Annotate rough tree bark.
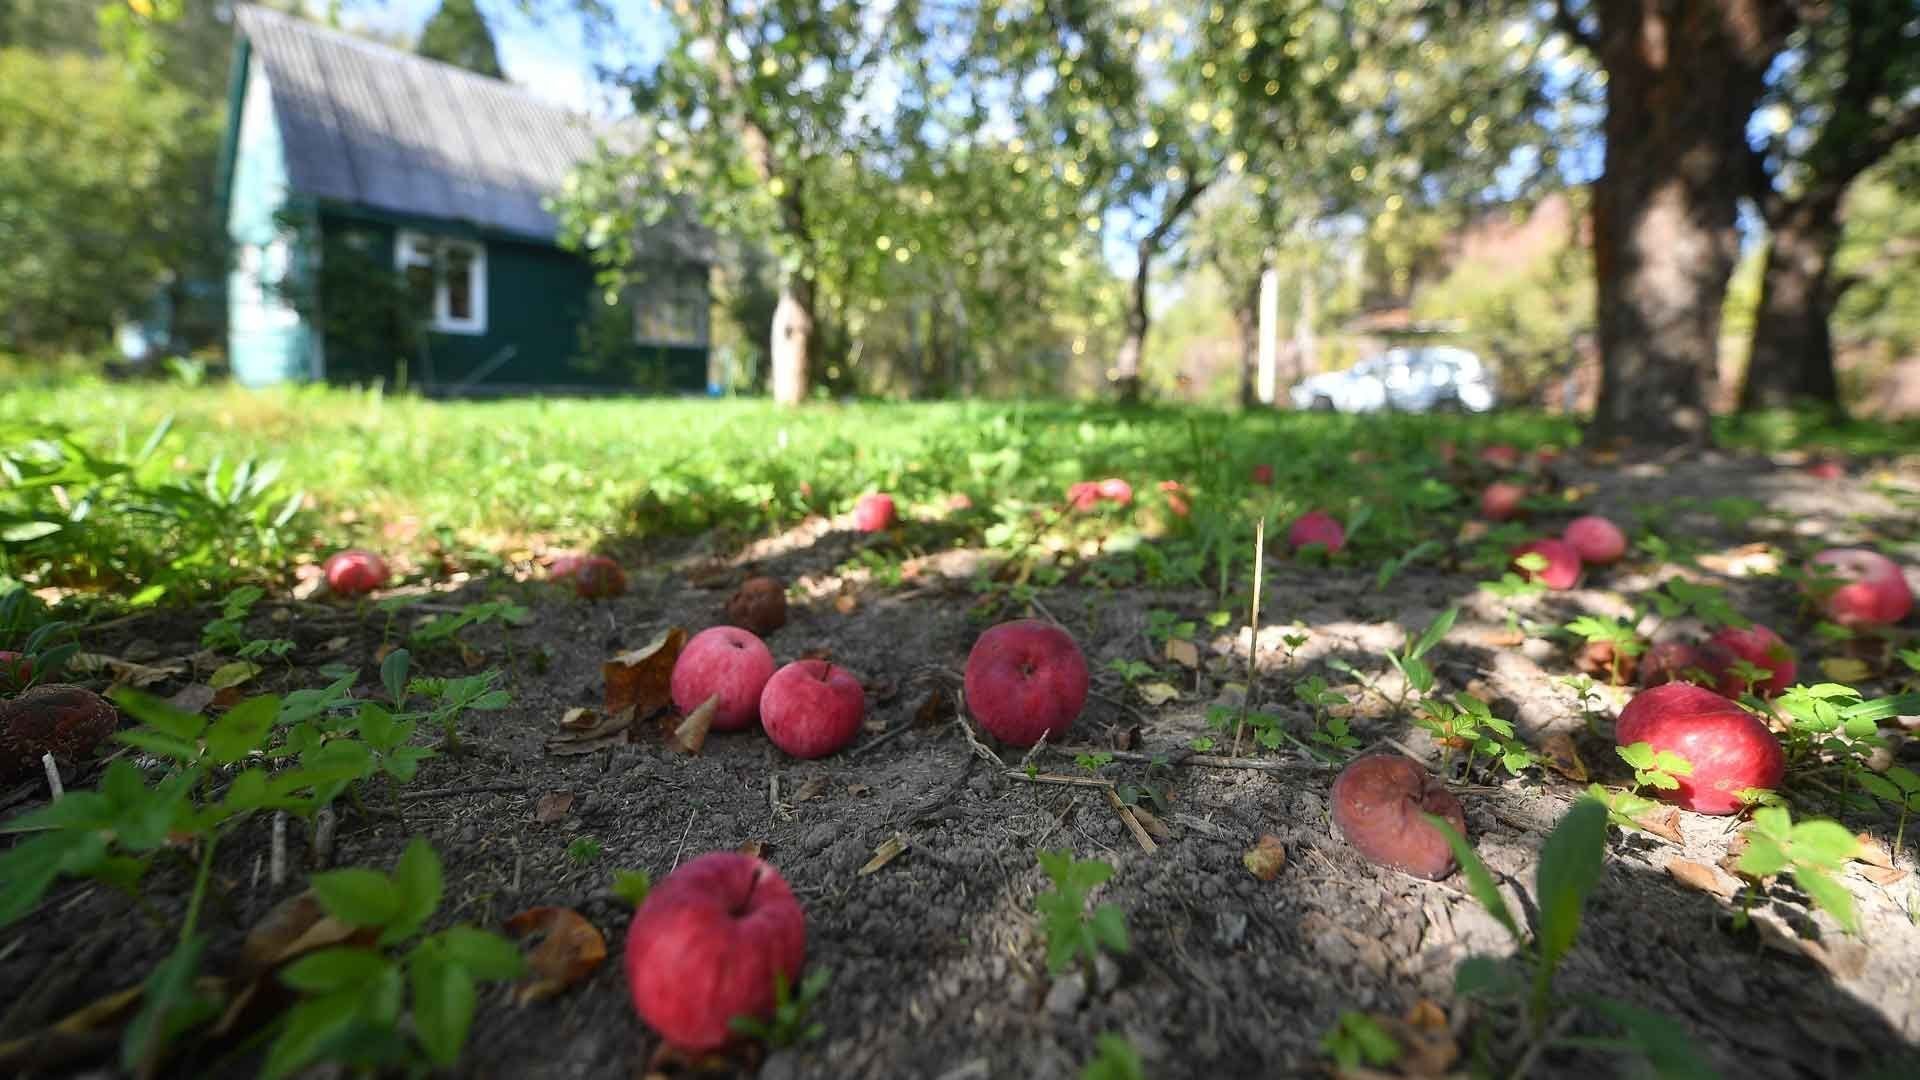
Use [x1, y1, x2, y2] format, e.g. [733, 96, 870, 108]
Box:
[1571, 1, 1795, 449]
[1111, 176, 1211, 404]
[770, 276, 815, 406]
[1739, 193, 1844, 412]
[1232, 279, 1261, 409]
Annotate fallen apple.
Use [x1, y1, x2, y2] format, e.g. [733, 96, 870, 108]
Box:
[759, 659, 866, 759]
[1511, 538, 1582, 590]
[1701, 624, 1796, 698]
[552, 554, 626, 598]
[724, 576, 788, 636]
[1615, 683, 1785, 814]
[1095, 478, 1133, 504]
[964, 619, 1089, 747]
[1561, 515, 1627, 566]
[1251, 463, 1275, 487]
[1157, 480, 1190, 517]
[1639, 641, 1708, 688]
[1066, 481, 1101, 511]
[1806, 548, 1912, 628]
[1330, 754, 1467, 880]
[852, 493, 896, 533]
[1480, 482, 1527, 522]
[670, 627, 777, 732]
[322, 549, 388, 596]
[1287, 510, 1346, 555]
[1804, 458, 1846, 481]
[624, 851, 807, 1052]
[0, 684, 118, 780]
[1478, 444, 1521, 469]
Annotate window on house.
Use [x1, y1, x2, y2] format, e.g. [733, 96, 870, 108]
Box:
[631, 269, 710, 347]
[395, 231, 486, 335]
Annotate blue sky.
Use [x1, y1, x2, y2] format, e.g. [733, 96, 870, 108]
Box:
[340, 0, 666, 114]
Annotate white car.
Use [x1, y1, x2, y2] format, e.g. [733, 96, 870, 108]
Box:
[1289, 346, 1497, 414]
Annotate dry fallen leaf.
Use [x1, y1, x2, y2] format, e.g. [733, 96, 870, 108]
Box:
[846, 783, 871, 798]
[373, 642, 399, 665]
[791, 776, 829, 803]
[545, 707, 635, 755]
[833, 593, 858, 615]
[1666, 859, 1735, 898]
[209, 661, 260, 691]
[503, 907, 607, 1005]
[1164, 638, 1200, 669]
[1854, 834, 1894, 869]
[535, 792, 575, 824]
[858, 834, 910, 876]
[1820, 657, 1874, 683]
[1633, 807, 1684, 844]
[71, 652, 181, 688]
[1697, 542, 1779, 577]
[1136, 682, 1179, 706]
[1858, 864, 1909, 886]
[669, 696, 717, 755]
[603, 626, 688, 717]
[913, 687, 951, 726]
[1130, 804, 1172, 842]
[737, 839, 765, 859]
[1242, 834, 1287, 881]
[216, 891, 369, 1038]
[1538, 733, 1588, 782]
[165, 683, 216, 716]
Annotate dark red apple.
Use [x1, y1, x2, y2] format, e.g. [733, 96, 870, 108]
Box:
[322, 549, 388, 596]
[1701, 624, 1796, 699]
[1251, 463, 1275, 486]
[1639, 641, 1708, 687]
[1288, 510, 1346, 554]
[0, 684, 118, 780]
[1562, 515, 1627, 566]
[1480, 482, 1527, 522]
[624, 851, 807, 1051]
[1511, 538, 1582, 590]
[724, 576, 788, 635]
[1615, 683, 1785, 814]
[1330, 754, 1467, 880]
[759, 659, 865, 759]
[1806, 548, 1912, 628]
[554, 554, 626, 598]
[0, 651, 33, 692]
[853, 493, 896, 533]
[963, 619, 1089, 747]
[1478, 444, 1521, 469]
[1805, 458, 1846, 480]
[670, 626, 777, 732]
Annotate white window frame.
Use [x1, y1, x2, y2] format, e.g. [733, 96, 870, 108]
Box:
[630, 268, 710, 349]
[395, 230, 487, 335]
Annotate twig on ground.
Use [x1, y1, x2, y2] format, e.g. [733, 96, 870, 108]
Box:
[1510, 1003, 1582, 1079]
[669, 809, 696, 872]
[39, 755, 61, 802]
[1042, 745, 1323, 773]
[269, 811, 287, 888]
[1103, 787, 1159, 854]
[848, 720, 916, 759]
[1026, 591, 1064, 627]
[1003, 771, 1113, 789]
[398, 780, 525, 801]
[769, 774, 779, 816]
[308, 806, 337, 870]
[952, 708, 1007, 768]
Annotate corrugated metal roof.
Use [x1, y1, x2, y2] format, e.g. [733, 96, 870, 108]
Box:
[235, 4, 688, 252]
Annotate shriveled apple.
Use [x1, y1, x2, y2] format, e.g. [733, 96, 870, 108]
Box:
[1330, 754, 1466, 880]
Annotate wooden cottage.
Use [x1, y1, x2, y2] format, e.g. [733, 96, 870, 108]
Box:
[217, 4, 710, 393]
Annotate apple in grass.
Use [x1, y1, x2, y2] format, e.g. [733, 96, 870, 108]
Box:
[852, 493, 896, 533]
[964, 619, 1089, 747]
[1251, 463, 1275, 487]
[1562, 515, 1627, 566]
[624, 851, 807, 1052]
[1615, 683, 1784, 814]
[759, 660, 865, 759]
[1701, 624, 1796, 699]
[1806, 548, 1912, 628]
[322, 549, 388, 596]
[1477, 444, 1521, 469]
[1287, 511, 1345, 554]
[670, 627, 776, 732]
[1511, 538, 1582, 590]
[1479, 482, 1527, 522]
[552, 553, 627, 598]
[1330, 754, 1467, 880]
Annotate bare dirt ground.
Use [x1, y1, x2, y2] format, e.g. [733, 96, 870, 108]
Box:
[6, 449, 1920, 1079]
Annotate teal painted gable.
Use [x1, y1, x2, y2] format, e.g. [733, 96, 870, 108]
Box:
[224, 49, 320, 388]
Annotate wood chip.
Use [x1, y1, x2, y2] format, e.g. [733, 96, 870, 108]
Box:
[858, 833, 910, 876]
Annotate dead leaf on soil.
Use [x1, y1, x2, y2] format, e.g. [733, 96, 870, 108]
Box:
[737, 839, 765, 859]
[846, 783, 871, 797]
[791, 776, 829, 802]
[603, 626, 688, 717]
[1858, 864, 1909, 886]
[1820, 657, 1874, 683]
[1854, 834, 1894, 869]
[545, 707, 635, 755]
[858, 833, 910, 876]
[1538, 733, 1588, 782]
[165, 684, 216, 716]
[912, 687, 951, 726]
[1242, 834, 1287, 881]
[1164, 638, 1200, 668]
[1636, 807, 1684, 844]
[503, 907, 607, 1006]
[317, 635, 350, 655]
[1136, 681, 1179, 706]
[458, 642, 488, 670]
[1130, 803, 1172, 842]
[1477, 627, 1526, 648]
[0, 983, 151, 1074]
[216, 891, 369, 1038]
[208, 660, 260, 691]
[535, 792, 575, 823]
[373, 642, 399, 665]
[833, 593, 858, 615]
[1666, 859, 1735, 899]
[1697, 542, 1779, 577]
[1393, 999, 1460, 1076]
[70, 652, 181, 688]
[668, 696, 717, 754]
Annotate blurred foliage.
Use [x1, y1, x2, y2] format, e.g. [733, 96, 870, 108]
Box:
[415, 0, 503, 78]
[1834, 145, 1920, 361]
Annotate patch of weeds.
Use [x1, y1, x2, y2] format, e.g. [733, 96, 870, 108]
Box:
[1296, 675, 1358, 756]
[1434, 798, 1717, 1077]
[611, 869, 653, 906]
[1321, 1011, 1401, 1071]
[1413, 694, 1537, 779]
[1034, 850, 1129, 977]
[1074, 751, 1115, 773]
[404, 598, 531, 655]
[1616, 742, 1693, 793]
[1081, 1033, 1147, 1080]
[1736, 806, 1863, 933]
[565, 836, 604, 866]
[1375, 539, 1444, 590]
[1641, 579, 1749, 632]
[731, 969, 831, 1048]
[1563, 616, 1644, 685]
[1105, 658, 1155, 686]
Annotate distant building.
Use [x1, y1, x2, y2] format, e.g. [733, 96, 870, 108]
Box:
[216, 4, 710, 393]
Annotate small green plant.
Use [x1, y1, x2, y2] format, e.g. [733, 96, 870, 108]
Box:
[1413, 694, 1536, 778]
[1642, 579, 1749, 632]
[1736, 806, 1863, 934]
[1564, 616, 1645, 685]
[1385, 606, 1458, 704]
[1081, 1033, 1148, 1080]
[1321, 1011, 1401, 1071]
[264, 838, 526, 1078]
[1616, 742, 1693, 793]
[1296, 675, 1358, 755]
[566, 836, 604, 865]
[612, 869, 653, 906]
[406, 598, 531, 652]
[1144, 609, 1196, 645]
[1034, 850, 1129, 976]
[1075, 751, 1115, 772]
[730, 968, 832, 1048]
[1585, 783, 1669, 836]
[1105, 657, 1154, 685]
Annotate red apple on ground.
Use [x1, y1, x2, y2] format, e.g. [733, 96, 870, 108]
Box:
[1288, 511, 1346, 554]
[1615, 683, 1785, 814]
[1066, 481, 1100, 511]
[1480, 482, 1527, 522]
[1639, 641, 1708, 687]
[0, 651, 33, 691]
[1095, 478, 1133, 505]
[1251, 463, 1275, 486]
[322, 549, 388, 596]
[1157, 480, 1190, 517]
[624, 851, 807, 1052]
[1511, 538, 1582, 590]
[759, 659, 866, 759]
[853, 493, 896, 533]
[1805, 458, 1846, 480]
[964, 619, 1089, 747]
[670, 627, 777, 732]
[1330, 754, 1467, 880]
[725, 576, 788, 635]
[1562, 515, 1628, 565]
[1701, 624, 1796, 698]
[1478, 444, 1521, 469]
[1807, 548, 1912, 628]
[551, 554, 626, 598]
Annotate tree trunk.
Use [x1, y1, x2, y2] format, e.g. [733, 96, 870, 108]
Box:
[770, 273, 813, 406]
[1739, 194, 1844, 414]
[1234, 280, 1260, 409]
[1111, 241, 1152, 404]
[1583, 1, 1794, 449]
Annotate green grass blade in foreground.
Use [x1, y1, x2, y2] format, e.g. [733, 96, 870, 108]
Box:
[1424, 812, 1518, 941]
[1534, 797, 1608, 974]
